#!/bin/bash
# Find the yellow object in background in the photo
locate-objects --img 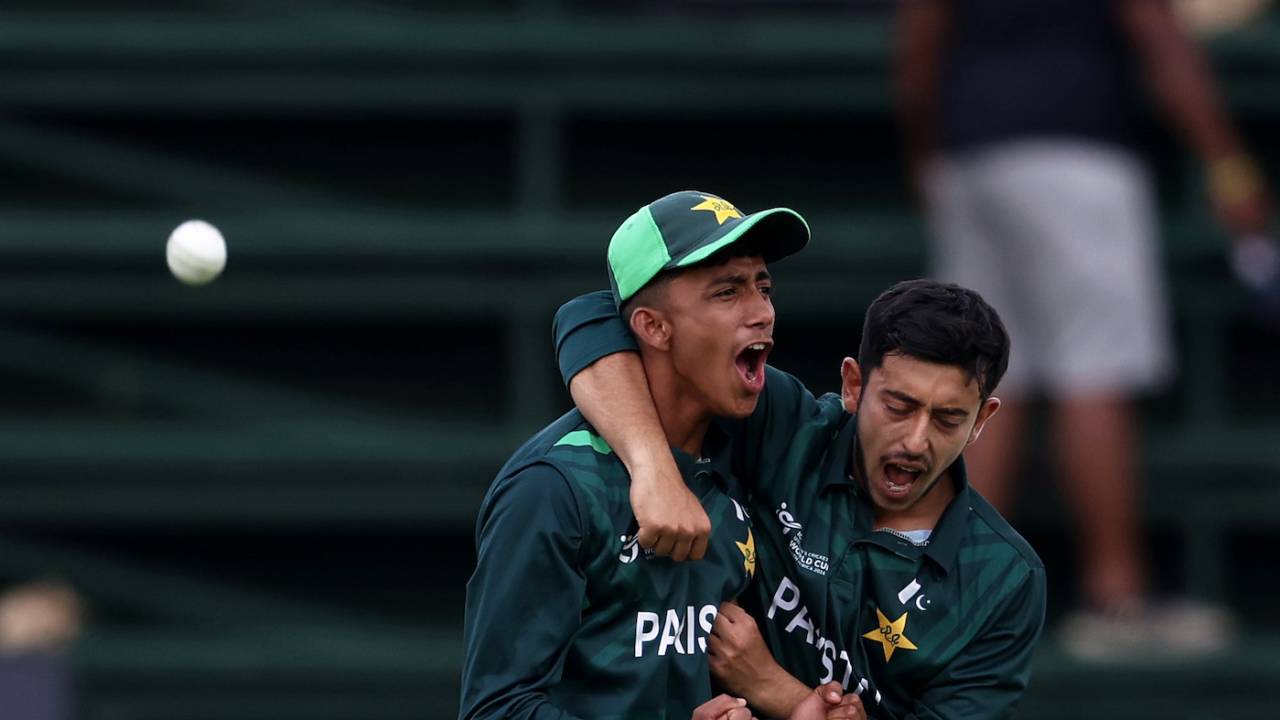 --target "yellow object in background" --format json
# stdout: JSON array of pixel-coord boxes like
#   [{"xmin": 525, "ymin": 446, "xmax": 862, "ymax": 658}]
[{"xmin": 1175, "ymin": 0, "xmax": 1273, "ymax": 36}]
